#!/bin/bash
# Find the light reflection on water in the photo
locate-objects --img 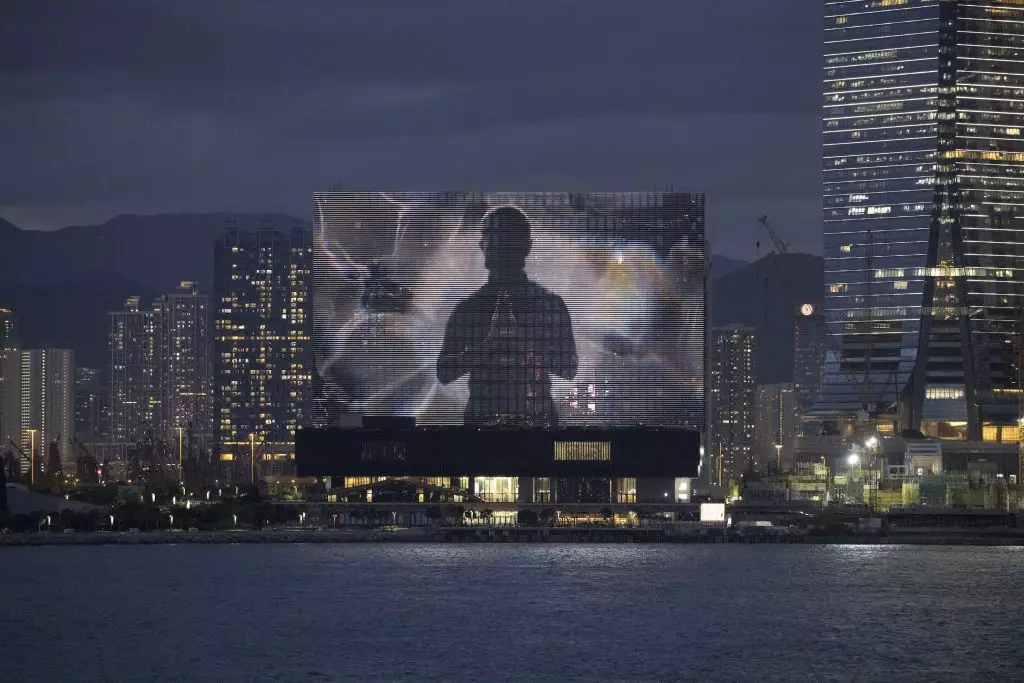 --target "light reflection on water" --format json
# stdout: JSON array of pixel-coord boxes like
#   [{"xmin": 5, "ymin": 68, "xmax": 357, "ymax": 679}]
[{"xmin": 4, "ymin": 544, "xmax": 1022, "ymax": 682}]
